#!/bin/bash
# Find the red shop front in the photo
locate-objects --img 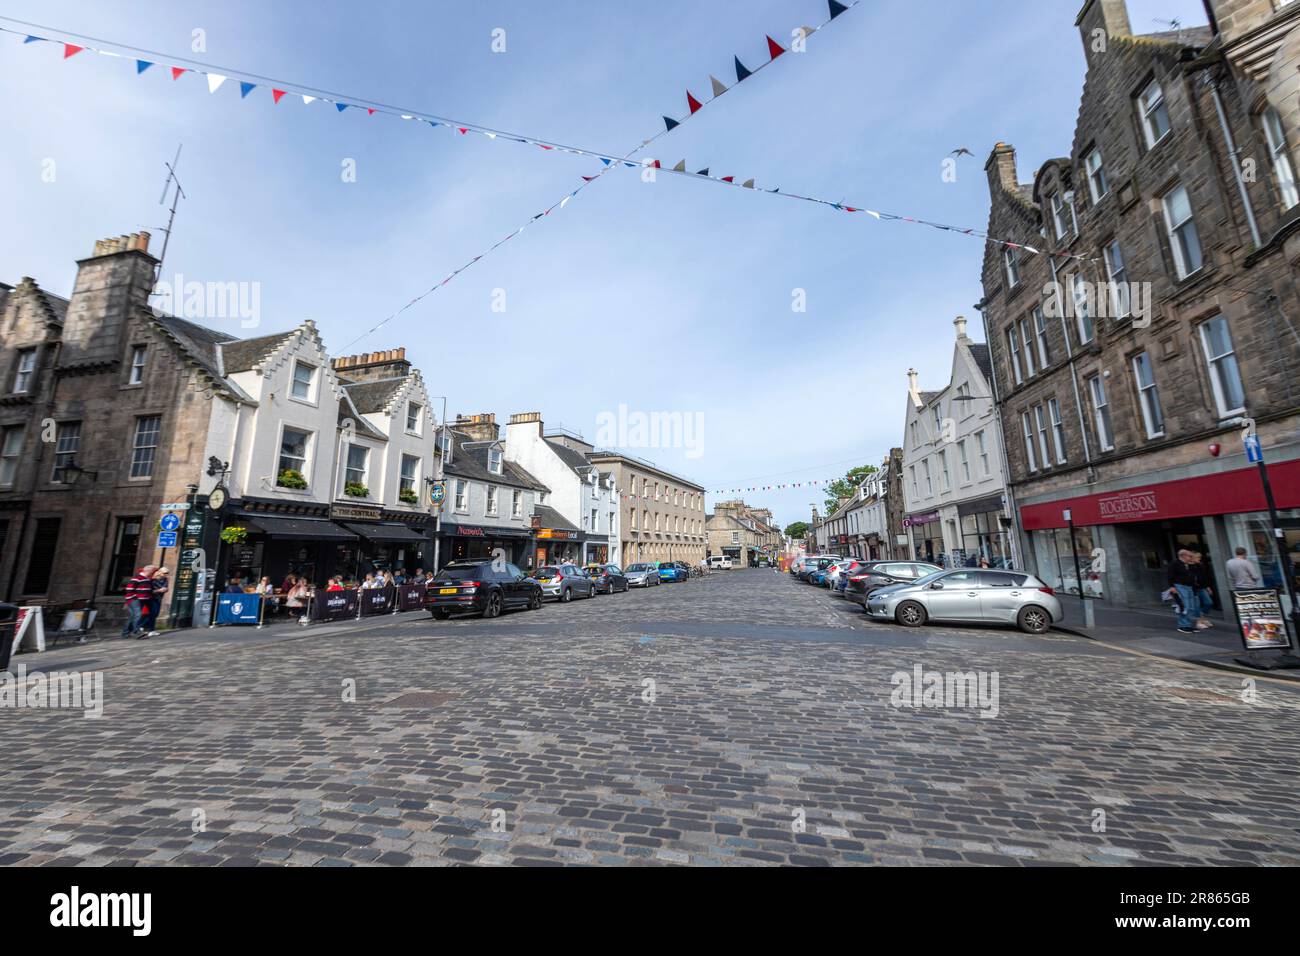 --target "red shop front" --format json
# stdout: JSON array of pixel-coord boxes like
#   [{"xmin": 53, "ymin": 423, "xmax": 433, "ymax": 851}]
[{"xmin": 1018, "ymin": 459, "xmax": 1300, "ymax": 605}]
